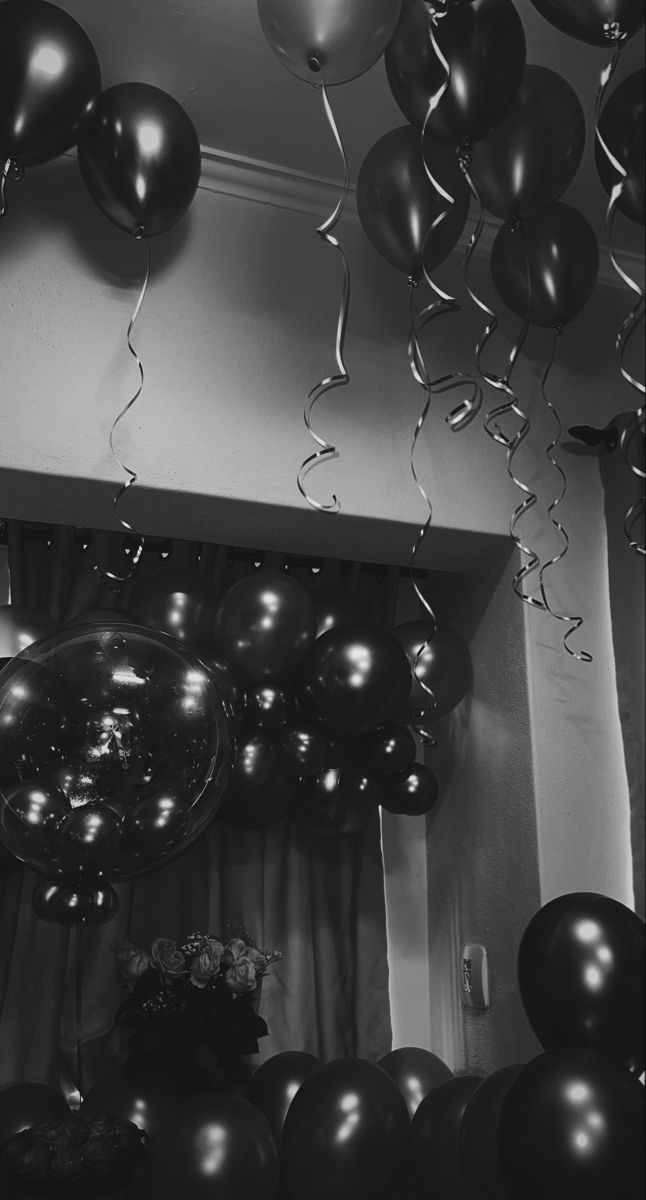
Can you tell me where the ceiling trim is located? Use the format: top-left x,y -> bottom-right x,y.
199,143 -> 645,291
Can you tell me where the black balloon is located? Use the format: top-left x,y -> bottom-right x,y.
393,621 -> 472,723
386,0 -> 526,145
277,722 -> 329,777
214,572 -> 316,685
81,1070 -> 182,1136
123,784 -> 191,860
0,1082 -> 68,1144
528,0 -> 644,46
595,69 -> 645,226
378,1047 -> 453,1119
245,683 -> 297,732
459,1064 -> 523,1200
356,126 -> 470,277
410,1075 -> 484,1199
310,584 -> 370,638
299,624 -> 412,736
491,202 -> 599,329
144,1091 -> 279,1199
32,878 -> 92,924
86,882 -> 119,924
359,724 -> 417,776
498,1048 -> 645,1200
382,763 -> 439,815
0,0 -> 101,168
231,733 -> 278,789
77,83 -> 201,237
292,768 -> 373,838
0,605 -> 58,660
281,1058 -> 410,1200
517,891 -> 645,1075
56,803 -> 122,879
126,566 -> 217,653
0,781 -> 70,863
246,1050 -> 322,1145
470,65 -> 585,220
219,768 -> 292,829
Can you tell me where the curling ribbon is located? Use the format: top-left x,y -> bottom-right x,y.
297,82 -> 350,513
93,234 -> 150,587
75,922 -> 85,1104
0,157 -> 24,218
537,329 -> 592,662
594,26 -> 645,556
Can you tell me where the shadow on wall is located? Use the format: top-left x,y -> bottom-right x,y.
0,155 -> 192,286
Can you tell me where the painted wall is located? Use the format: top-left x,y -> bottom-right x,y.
1,157 -> 639,1060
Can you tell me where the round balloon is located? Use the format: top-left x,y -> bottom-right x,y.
77,83 -> 201,237
0,0 -> 101,168
410,1075 -> 484,1198
291,768 -> 374,838
310,584 -> 370,637
80,1070 -> 182,1137
595,69 -> 645,225
281,1058 -> 409,1200
298,623 -> 412,735
517,892 -> 645,1075
277,721 -> 329,777
491,201 -> 600,328
469,65 -> 585,220
382,763 -> 439,815
357,126 -> 470,277
0,623 -> 232,886
0,606 -> 58,661
358,724 -> 417,776
245,683 -> 297,732
393,621 -> 472,722
246,1050 -> 322,1145
0,1082 -> 68,1144
378,1047 -> 453,1119
231,732 -> 278,789
528,0 -> 644,46
144,1090 -> 279,1199
126,566 -> 217,654
498,1048 -> 645,1200
386,0 -> 526,146
214,572 -> 316,685
459,1064 -> 523,1199
257,0 -> 402,86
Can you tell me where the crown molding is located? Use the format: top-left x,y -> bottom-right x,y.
199,143 -> 645,292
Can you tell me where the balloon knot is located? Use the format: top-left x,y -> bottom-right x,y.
457,139 -> 473,170
603,20 -> 625,42
134,225 -> 146,240
307,51 -> 323,72
408,272 -> 421,289
507,215 -> 522,234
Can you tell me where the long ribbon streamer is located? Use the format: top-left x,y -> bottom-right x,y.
594,31 -> 645,556
75,921 -> 85,1104
0,157 -> 24,219
538,330 -> 592,661
297,83 -> 350,513
94,236 -> 150,586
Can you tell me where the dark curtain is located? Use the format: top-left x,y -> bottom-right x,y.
600,414 -> 645,920
0,520 -> 394,1095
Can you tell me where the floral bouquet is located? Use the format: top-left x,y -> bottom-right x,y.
0,1110 -> 147,1199
113,929 -> 282,1093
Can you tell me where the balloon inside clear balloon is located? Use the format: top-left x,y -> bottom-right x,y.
0,623 -> 232,886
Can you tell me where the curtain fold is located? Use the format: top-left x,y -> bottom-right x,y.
600,414 -> 645,920
0,522 -> 393,1093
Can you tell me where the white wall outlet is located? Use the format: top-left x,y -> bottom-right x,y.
461,943 -> 489,1010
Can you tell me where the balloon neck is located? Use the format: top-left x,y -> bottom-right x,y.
603,20 -> 625,44
307,51 -> 324,73
1,157 -> 25,218
507,214 -> 523,233
408,270 -> 422,289
457,138 -> 473,171
134,224 -> 146,240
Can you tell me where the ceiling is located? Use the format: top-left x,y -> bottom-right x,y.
52,1 -> 645,257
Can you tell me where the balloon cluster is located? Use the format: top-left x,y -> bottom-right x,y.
121,564 -> 473,835
0,621 -> 232,923
0,2 -> 201,235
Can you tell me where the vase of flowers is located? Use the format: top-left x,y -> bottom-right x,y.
112,928 -> 282,1094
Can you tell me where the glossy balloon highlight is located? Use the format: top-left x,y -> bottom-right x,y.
77,83 -> 201,237
382,763 -> 439,815
491,202 -> 600,328
517,891 -> 645,1075
357,126 -> 470,277
0,606 -> 58,661
595,69 -> 645,226
246,1050 -> 322,1145
386,0 -> 526,145
126,566 -> 216,654
299,624 -> 412,736
80,1070 -> 182,1137
393,621 -> 472,722
378,1046 -> 453,1119
0,0 -> 101,168
257,0 -> 402,86
214,571 -> 316,685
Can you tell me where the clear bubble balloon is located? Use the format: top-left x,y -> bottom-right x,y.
0,623 -> 232,896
